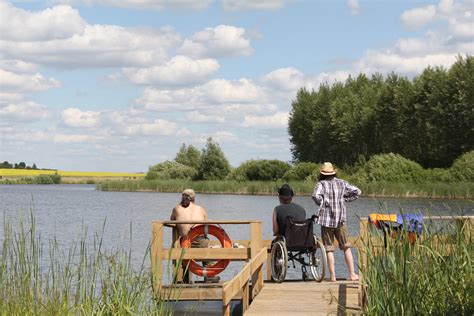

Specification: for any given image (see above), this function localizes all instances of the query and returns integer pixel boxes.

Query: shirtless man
[170,189,219,283]
[170,189,208,238]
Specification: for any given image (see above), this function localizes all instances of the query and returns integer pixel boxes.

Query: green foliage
[175,143,202,170]
[36,173,61,184]
[451,150,474,181]
[355,153,426,183]
[228,159,291,181]
[363,215,473,314]
[197,138,231,180]
[146,160,197,180]
[288,55,474,168]
[283,162,319,181]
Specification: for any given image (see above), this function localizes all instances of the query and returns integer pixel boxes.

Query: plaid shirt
[312,177,361,228]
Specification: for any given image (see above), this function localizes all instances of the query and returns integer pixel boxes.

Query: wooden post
[358,218,369,309]
[242,280,250,312]
[222,303,230,316]
[171,226,183,283]
[151,222,163,295]
[250,221,263,298]
[266,248,272,280]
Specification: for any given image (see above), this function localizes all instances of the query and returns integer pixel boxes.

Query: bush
[231,159,291,181]
[450,150,474,181]
[283,162,319,181]
[145,161,197,180]
[197,138,231,180]
[36,173,61,184]
[355,153,426,183]
[424,168,451,182]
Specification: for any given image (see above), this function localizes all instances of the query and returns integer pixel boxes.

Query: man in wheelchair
[271,184,327,283]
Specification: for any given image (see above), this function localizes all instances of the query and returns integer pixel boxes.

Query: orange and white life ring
[181,224,232,277]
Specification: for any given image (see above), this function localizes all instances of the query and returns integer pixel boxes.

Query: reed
[0,212,176,315]
[97,179,473,199]
[361,215,473,315]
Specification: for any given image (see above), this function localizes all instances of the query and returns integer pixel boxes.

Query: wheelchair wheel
[309,237,327,282]
[271,241,287,283]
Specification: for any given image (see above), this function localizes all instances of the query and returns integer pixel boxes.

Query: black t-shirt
[275,202,306,235]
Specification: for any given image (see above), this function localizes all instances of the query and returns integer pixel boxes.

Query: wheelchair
[270,215,327,283]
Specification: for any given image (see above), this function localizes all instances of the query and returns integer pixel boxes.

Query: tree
[175,143,202,170]
[197,138,231,180]
[146,161,197,180]
[0,161,12,169]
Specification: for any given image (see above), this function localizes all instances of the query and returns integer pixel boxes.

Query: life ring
[181,224,232,277]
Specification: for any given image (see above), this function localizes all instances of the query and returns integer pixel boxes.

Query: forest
[288,55,473,169]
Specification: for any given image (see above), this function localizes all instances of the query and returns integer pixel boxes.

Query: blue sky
[1,0,472,172]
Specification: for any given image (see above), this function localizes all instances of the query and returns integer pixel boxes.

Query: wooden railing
[150,220,265,315]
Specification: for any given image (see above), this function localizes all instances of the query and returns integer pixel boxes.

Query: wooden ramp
[245,280,361,316]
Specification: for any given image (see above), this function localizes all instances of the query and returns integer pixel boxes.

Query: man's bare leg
[326,251,336,282]
[343,247,359,281]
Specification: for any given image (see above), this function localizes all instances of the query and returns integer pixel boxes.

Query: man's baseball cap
[182,189,196,199]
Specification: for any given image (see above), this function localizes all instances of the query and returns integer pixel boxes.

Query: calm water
[1,184,473,281]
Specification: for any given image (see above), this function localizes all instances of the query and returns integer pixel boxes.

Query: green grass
[97,179,474,199]
[0,212,176,315]
[361,215,473,315]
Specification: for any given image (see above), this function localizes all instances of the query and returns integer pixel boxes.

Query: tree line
[288,55,473,168]
[0,161,38,169]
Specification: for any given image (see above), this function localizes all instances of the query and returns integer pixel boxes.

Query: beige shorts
[321,225,351,251]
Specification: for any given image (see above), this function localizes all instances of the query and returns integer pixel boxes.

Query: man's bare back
[170,190,208,238]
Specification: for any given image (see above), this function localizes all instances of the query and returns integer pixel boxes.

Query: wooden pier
[151,216,473,315]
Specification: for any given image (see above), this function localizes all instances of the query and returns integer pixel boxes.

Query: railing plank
[222,247,267,306]
[161,248,249,260]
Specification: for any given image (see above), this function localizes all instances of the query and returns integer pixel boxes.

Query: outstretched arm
[170,207,176,220]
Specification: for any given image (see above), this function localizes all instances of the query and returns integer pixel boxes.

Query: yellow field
[0,168,145,178]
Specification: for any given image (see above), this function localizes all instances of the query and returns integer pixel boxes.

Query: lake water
[1,184,473,281]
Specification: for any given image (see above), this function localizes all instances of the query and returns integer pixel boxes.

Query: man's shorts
[321,225,351,251]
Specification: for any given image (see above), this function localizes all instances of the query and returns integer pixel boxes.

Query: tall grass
[0,212,173,315]
[361,216,473,314]
[97,179,474,199]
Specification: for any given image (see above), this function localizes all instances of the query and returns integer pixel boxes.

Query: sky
[0,0,473,172]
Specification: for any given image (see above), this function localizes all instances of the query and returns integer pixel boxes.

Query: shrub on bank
[355,153,426,183]
[146,161,197,180]
[450,150,474,181]
[227,159,291,181]
[283,162,319,181]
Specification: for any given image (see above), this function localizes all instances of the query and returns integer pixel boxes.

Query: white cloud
[123,56,219,86]
[1,24,181,68]
[53,0,213,10]
[0,4,181,68]
[221,0,294,11]
[124,119,177,136]
[242,111,289,129]
[347,0,360,15]
[184,111,226,123]
[0,102,50,122]
[54,133,104,143]
[353,0,474,75]
[0,92,24,104]
[0,68,61,93]
[201,79,263,103]
[178,25,253,58]
[0,60,38,74]
[136,78,265,111]
[262,67,308,91]
[0,126,49,142]
[0,2,86,41]
[61,108,101,128]
[401,4,437,30]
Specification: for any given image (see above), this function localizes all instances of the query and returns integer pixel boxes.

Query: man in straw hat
[312,162,361,282]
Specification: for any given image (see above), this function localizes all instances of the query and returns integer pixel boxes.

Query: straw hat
[320,162,336,175]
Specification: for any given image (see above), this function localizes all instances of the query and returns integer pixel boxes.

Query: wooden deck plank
[245,281,360,316]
